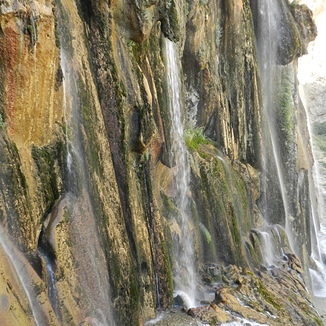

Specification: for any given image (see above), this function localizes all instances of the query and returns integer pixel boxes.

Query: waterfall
[298,0,326,297]
[165,38,196,308]
[253,0,295,254]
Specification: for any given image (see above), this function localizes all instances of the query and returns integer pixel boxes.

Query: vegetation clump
[185,127,212,151]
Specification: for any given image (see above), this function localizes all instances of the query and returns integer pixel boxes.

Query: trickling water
[55,2,116,324]
[165,38,196,308]
[42,253,61,319]
[155,272,161,310]
[38,196,67,321]
[61,50,73,175]
[0,230,44,326]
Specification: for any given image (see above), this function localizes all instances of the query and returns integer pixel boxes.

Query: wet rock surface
[0,0,323,325]
[148,256,323,325]
[187,257,322,325]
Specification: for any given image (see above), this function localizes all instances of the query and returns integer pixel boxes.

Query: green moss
[32,145,60,214]
[255,279,281,310]
[7,142,28,194]
[276,69,295,144]
[160,191,179,219]
[106,233,140,324]
[129,265,140,310]
[199,222,212,244]
[78,78,105,178]
[163,223,174,261]
[0,113,6,130]
[185,127,212,151]
[190,146,251,266]
[245,232,264,268]
[162,242,174,303]
[127,39,140,62]
[312,317,323,326]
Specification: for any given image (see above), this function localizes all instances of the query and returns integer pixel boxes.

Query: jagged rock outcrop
[190,256,321,325]
[0,0,322,325]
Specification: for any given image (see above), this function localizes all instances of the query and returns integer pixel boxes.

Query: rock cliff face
[0,0,323,325]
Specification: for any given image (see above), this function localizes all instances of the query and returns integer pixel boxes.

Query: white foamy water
[221,318,268,326]
[144,314,165,325]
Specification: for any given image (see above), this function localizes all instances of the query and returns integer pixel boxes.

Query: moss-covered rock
[290,2,317,56]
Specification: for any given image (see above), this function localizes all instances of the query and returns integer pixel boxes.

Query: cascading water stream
[254,0,294,254]
[41,250,61,319]
[165,38,196,308]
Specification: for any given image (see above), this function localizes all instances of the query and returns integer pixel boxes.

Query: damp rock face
[0,0,322,325]
[191,257,321,326]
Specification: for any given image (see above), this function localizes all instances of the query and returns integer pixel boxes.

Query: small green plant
[185,127,211,151]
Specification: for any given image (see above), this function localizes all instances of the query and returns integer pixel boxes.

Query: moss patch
[185,127,212,151]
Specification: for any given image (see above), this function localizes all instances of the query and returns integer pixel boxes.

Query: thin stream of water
[0,229,43,326]
[61,50,73,175]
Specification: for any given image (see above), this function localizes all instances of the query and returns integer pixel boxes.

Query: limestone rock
[193,261,322,326]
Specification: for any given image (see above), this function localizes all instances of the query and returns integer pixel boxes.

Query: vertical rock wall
[0,0,321,325]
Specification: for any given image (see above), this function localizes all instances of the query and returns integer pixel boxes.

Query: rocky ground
[147,254,323,326]
[144,308,206,326]
[313,297,326,325]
